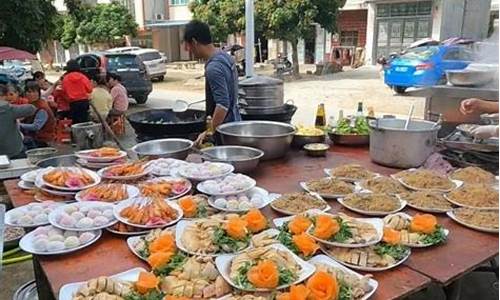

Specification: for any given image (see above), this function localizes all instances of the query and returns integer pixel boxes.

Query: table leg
[33,256,56,300]
[444,278,463,300]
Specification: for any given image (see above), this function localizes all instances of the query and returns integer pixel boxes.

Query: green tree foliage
[61,16,78,49]
[0,0,59,53]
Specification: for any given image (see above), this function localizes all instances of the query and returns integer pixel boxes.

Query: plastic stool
[55,118,72,143]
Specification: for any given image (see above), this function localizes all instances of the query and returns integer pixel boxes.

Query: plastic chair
[55,118,72,143]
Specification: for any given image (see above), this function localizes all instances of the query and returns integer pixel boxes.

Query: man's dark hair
[6,83,20,94]
[0,84,7,96]
[106,72,121,82]
[33,71,45,80]
[65,59,81,72]
[25,81,41,97]
[183,20,212,45]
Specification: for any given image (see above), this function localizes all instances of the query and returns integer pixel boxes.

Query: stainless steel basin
[131,138,193,160]
[201,146,264,174]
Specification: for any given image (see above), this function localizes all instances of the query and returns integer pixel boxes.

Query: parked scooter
[271,53,293,76]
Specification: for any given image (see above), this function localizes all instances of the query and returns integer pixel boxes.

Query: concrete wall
[169,5,192,21]
[335,9,368,47]
[365,3,376,64]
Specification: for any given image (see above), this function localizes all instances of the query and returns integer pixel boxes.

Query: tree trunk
[290,39,300,78]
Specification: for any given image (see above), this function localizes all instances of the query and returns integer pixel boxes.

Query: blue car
[384,45,472,93]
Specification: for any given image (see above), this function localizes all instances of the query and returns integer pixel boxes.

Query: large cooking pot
[240,104,297,124]
[216,121,296,160]
[127,109,206,138]
[239,76,284,109]
[369,118,441,168]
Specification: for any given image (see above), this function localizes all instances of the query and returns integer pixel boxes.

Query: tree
[0,0,59,53]
[257,0,345,76]
[76,2,137,47]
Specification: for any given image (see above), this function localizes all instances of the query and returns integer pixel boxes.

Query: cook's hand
[194,131,208,147]
[460,98,483,115]
[471,125,499,139]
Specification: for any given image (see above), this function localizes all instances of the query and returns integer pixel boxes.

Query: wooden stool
[55,118,72,143]
[108,114,125,136]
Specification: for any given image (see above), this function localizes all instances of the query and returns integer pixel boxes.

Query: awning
[0,47,36,61]
[146,20,190,28]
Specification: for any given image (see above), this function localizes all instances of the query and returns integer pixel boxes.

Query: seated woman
[20,81,57,149]
[90,76,113,120]
[106,73,129,116]
[6,84,29,105]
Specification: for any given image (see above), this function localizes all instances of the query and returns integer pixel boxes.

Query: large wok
[127,109,206,138]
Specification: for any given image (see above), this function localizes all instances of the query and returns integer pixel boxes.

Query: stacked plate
[18,169,41,190]
[75,149,127,169]
[34,167,101,200]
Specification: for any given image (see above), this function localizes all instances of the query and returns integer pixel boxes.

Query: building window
[170,0,188,5]
[376,1,432,17]
[340,31,358,46]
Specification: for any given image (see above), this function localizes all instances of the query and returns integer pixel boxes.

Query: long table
[5,147,498,300]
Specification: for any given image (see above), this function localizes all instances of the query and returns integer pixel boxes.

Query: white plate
[75,184,140,203]
[113,198,183,229]
[175,219,251,257]
[76,159,123,169]
[38,167,101,192]
[270,194,331,216]
[446,210,499,233]
[215,243,316,292]
[307,213,384,248]
[21,169,40,183]
[58,267,147,300]
[324,168,380,183]
[443,194,499,210]
[207,187,272,213]
[17,180,35,190]
[320,244,411,272]
[309,254,378,300]
[141,176,192,200]
[19,227,102,256]
[127,235,148,261]
[299,180,362,199]
[5,202,64,227]
[398,193,452,214]
[35,176,77,196]
[197,174,256,196]
[106,224,151,236]
[179,162,234,181]
[337,195,407,216]
[383,212,449,248]
[75,149,127,162]
[390,170,463,193]
[48,202,117,231]
[97,165,151,181]
[147,158,189,177]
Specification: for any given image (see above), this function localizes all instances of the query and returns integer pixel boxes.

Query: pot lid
[239,75,283,87]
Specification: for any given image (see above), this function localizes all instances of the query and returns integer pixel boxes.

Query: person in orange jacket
[61,59,92,124]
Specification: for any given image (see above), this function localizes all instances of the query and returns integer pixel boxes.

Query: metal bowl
[328,133,369,146]
[3,226,25,250]
[201,146,264,174]
[216,121,296,160]
[292,134,326,148]
[36,155,77,168]
[25,147,58,164]
[131,138,193,160]
[446,69,496,87]
[303,143,330,157]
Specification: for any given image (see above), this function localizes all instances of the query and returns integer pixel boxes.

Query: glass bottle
[315,103,326,129]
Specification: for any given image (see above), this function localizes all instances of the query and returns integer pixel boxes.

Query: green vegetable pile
[374,242,410,261]
[338,282,353,300]
[421,226,447,245]
[213,227,250,253]
[330,218,353,243]
[153,251,187,276]
[276,223,301,257]
[195,204,208,218]
[234,261,297,290]
[334,117,370,135]
[125,290,164,300]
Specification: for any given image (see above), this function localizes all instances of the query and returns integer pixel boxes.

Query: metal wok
[127,109,206,138]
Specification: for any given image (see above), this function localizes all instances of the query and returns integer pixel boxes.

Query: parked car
[107,46,141,53]
[129,48,167,81]
[75,52,153,104]
[384,45,473,93]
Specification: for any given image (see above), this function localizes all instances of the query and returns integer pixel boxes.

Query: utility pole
[245,0,255,77]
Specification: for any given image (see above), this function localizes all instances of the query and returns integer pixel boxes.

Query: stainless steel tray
[440,131,499,152]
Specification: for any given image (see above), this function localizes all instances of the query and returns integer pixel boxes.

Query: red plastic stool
[55,118,72,143]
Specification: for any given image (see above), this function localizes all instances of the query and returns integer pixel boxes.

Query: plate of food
[106,222,151,236]
[179,162,235,181]
[34,189,74,202]
[5,201,63,227]
[449,166,496,185]
[215,244,316,292]
[324,164,378,182]
[444,183,499,209]
[147,158,189,177]
[76,158,126,170]
[299,178,359,199]
[34,175,78,196]
[17,180,35,190]
[357,176,407,194]
[127,228,176,261]
[139,176,192,200]
[391,169,462,192]
[384,213,448,247]
[58,268,151,300]
[176,215,252,257]
[207,187,272,212]
[20,169,41,183]
[48,202,117,231]
[270,192,330,215]
[19,225,101,255]
[75,183,139,203]
[175,194,218,219]
[320,240,411,272]
[399,191,453,213]
[338,193,406,216]
[304,254,378,300]
[447,207,499,233]
[98,161,150,180]
[75,147,127,162]
[197,174,256,196]
[38,167,100,191]
[114,196,183,229]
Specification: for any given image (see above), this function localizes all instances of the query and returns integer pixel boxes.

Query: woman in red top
[6,84,29,105]
[61,59,92,124]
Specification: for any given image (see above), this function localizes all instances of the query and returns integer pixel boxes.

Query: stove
[440,148,499,175]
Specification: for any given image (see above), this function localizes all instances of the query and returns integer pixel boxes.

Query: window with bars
[340,31,359,46]
[377,1,432,17]
[170,0,188,5]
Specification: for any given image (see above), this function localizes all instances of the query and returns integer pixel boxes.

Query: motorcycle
[225,44,246,77]
[270,53,293,77]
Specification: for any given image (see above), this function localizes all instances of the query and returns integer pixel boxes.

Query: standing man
[183,20,241,144]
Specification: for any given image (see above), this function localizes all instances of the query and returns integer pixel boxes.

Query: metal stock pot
[369,118,441,168]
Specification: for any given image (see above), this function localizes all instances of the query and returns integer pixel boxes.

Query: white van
[130,48,167,81]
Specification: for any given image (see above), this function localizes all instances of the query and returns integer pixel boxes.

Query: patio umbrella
[0,47,36,61]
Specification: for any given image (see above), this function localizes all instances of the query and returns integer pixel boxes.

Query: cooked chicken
[338,213,379,244]
[73,277,131,300]
[383,214,410,231]
[251,230,277,247]
[326,247,396,268]
[314,263,373,299]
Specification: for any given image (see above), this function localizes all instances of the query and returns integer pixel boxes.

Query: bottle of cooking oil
[206,116,214,135]
[356,102,364,117]
[315,103,326,129]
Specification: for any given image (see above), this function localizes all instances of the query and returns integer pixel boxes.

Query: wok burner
[440,148,499,175]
